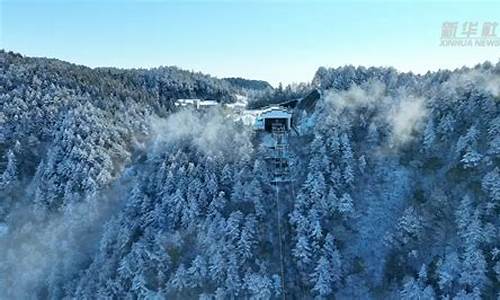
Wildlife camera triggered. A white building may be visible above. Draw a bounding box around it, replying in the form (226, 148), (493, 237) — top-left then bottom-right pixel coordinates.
(254, 106), (292, 132)
(175, 99), (219, 110)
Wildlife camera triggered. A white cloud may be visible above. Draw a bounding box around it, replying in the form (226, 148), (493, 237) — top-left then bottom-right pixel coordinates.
(322, 82), (428, 147)
(446, 69), (500, 97)
(149, 108), (254, 161)
(387, 96), (427, 146)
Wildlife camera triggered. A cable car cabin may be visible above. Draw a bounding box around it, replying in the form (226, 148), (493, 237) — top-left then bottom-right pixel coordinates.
(254, 106), (292, 132)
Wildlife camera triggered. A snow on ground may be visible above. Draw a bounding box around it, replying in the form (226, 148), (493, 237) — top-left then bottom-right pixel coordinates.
(174, 94), (277, 130)
(223, 94), (265, 127)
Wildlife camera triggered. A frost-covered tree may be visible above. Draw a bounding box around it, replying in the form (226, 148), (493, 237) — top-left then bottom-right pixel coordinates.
(482, 167), (500, 212)
(437, 251), (460, 296)
(0, 150), (19, 217)
(423, 117), (436, 151)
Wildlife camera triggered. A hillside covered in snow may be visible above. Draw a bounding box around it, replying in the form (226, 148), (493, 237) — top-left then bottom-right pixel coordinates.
(0, 51), (499, 299)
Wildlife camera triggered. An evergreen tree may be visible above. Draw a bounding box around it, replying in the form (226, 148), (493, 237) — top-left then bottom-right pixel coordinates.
(311, 256), (333, 297)
(0, 150), (19, 217)
(423, 117), (436, 151)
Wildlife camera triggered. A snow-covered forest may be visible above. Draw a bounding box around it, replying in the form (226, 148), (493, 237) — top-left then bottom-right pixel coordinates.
(0, 50), (499, 299)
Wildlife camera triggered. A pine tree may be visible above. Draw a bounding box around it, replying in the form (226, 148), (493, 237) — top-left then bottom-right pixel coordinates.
(438, 114), (456, 138)
(170, 264), (189, 292)
(231, 178), (245, 203)
(131, 272), (149, 298)
(221, 164), (233, 193)
(338, 193), (354, 216)
(0, 150), (19, 217)
(340, 133), (355, 186)
(456, 195), (474, 241)
(387, 206), (424, 250)
(0, 150), (18, 191)
(242, 273), (273, 299)
(311, 256), (333, 296)
(324, 188), (338, 214)
(460, 148), (482, 169)
(225, 254), (241, 297)
(322, 234), (342, 284)
(400, 270), (436, 300)
(423, 118), (436, 151)
(482, 168), (500, 212)
(437, 251), (460, 295)
(187, 255), (207, 288)
(293, 235), (312, 270)
(209, 251), (226, 284)
(245, 178), (265, 217)
(459, 246), (487, 293)
(456, 125), (482, 168)
(208, 191), (226, 217)
(487, 116), (500, 155)
(494, 261), (500, 282)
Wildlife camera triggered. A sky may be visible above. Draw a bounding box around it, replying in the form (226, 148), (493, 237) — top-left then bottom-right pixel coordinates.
(1, 0), (499, 86)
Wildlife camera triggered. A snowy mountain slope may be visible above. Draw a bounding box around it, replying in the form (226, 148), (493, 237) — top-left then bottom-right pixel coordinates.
(0, 52), (499, 299)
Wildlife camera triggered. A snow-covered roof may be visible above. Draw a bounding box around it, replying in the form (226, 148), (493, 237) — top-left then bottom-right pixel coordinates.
(225, 102), (247, 109)
(259, 106), (292, 119)
(175, 99), (199, 107)
(198, 100), (218, 106)
(175, 99), (219, 107)
(176, 99), (200, 103)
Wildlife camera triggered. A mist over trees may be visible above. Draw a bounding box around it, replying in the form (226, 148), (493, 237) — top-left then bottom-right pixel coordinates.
(0, 50), (499, 299)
